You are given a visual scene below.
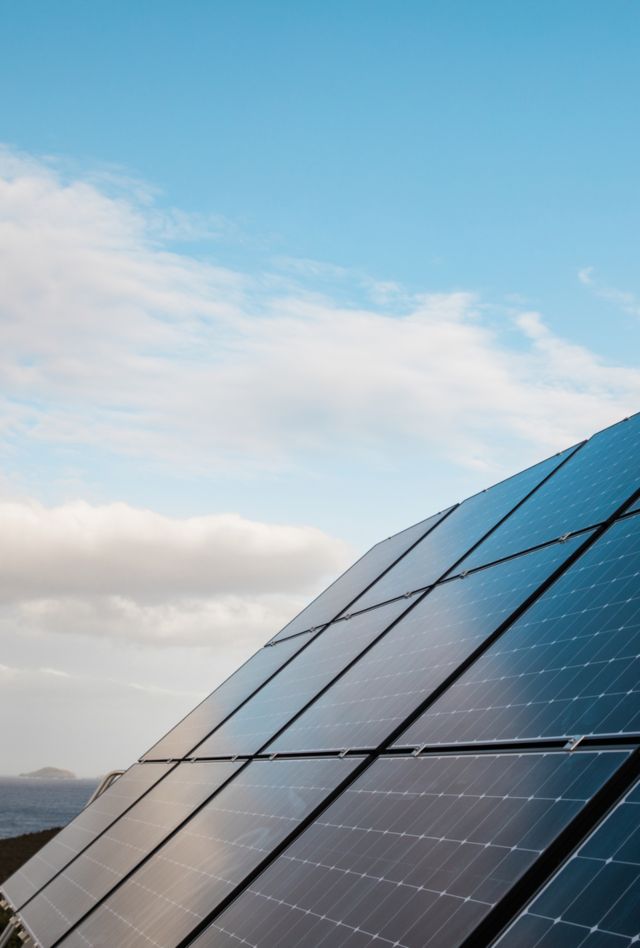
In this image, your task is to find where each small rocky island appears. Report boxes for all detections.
[19,767,76,780]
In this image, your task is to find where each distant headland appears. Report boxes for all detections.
[18,767,76,780]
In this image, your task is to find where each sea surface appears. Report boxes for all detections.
[0,777,99,838]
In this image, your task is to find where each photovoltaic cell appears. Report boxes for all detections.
[459,413,640,572]
[495,778,640,947]
[266,535,586,754]
[348,446,576,613]
[397,515,640,748]
[193,599,410,758]
[195,751,629,948]
[142,635,307,761]
[0,763,173,910]
[18,762,241,947]
[269,510,451,642]
[59,757,358,948]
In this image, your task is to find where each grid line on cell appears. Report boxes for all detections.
[267,530,595,756]
[190,750,637,948]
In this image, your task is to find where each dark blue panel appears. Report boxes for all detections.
[398,515,640,748]
[460,414,640,571]
[349,446,576,612]
[267,535,585,754]
[270,509,451,642]
[59,758,358,948]
[194,599,410,757]
[18,762,241,947]
[495,779,640,947]
[195,751,628,948]
[0,763,173,910]
[142,635,306,760]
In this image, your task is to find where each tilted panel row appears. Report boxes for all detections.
[349,444,578,613]
[270,508,452,642]
[191,750,631,948]
[398,512,640,748]
[265,533,588,754]
[56,758,358,948]
[496,776,640,946]
[18,762,241,947]
[143,633,309,761]
[458,412,640,573]
[194,598,410,758]
[1,762,173,910]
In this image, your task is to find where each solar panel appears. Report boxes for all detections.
[397,514,640,749]
[58,758,358,948]
[1,763,173,910]
[495,777,640,947]
[142,634,308,761]
[267,534,587,754]
[193,598,410,758]
[193,750,629,948]
[345,445,577,613]
[459,413,640,572]
[18,762,241,947]
[4,415,639,948]
[269,510,452,642]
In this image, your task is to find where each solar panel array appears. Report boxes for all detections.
[2,412,640,948]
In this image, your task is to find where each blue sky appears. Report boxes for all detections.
[1,1,639,773]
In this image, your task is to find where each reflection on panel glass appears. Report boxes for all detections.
[1,763,173,910]
[195,599,410,757]
[270,510,451,642]
[399,516,640,748]
[268,536,584,754]
[59,758,358,948]
[460,413,640,571]
[142,636,306,761]
[196,751,628,948]
[496,778,640,947]
[19,762,240,948]
[348,446,576,612]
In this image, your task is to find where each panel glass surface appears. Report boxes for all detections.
[0,763,173,910]
[495,778,640,947]
[270,510,451,642]
[195,599,410,757]
[348,446,576,613]
[59,758,358,948]
[19,762,240,947]
[195,751,628,948]
[267,536,585,754]
[398,516,640,748]
[460,413,640,571]
[142,635,306,760]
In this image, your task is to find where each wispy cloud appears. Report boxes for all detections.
[578,266,640,318]
[1,147,639,484]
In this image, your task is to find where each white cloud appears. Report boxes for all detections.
[0,498,350,647]
[2,146,640,775]
[1,147,639,482]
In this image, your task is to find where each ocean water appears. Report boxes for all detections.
[0,777,99,838]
